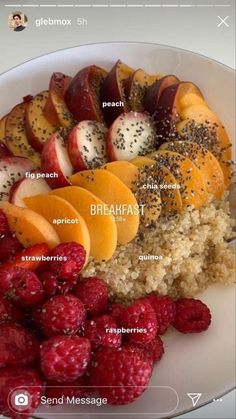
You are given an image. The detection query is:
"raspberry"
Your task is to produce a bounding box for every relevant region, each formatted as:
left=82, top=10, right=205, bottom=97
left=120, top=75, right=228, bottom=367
left=0, top=267, right=44, bottom=307
left=0, top=234, right=23, bottom=264
left=47, top=242, right=86, bottom=280
left=75, top=276, right=108, bottom=317
left=38, top=270, right=58, bottom=297
left=89, top=346, right=152, bottom=405
left=83, top=315, right=122, bottom=350
left=108, top=303, right=126, bottom=326
left=0, top=324, right=39, bottom=368
left=46, top=376, right=91, bottom=403
left=174, top=298, right=211, bottom=333
left=0, top=296, right=24, bottom=325
left=125, top=336, right=164, bottom=363
left=0, top=209, right=9, bottom=237
left=0, top=367, right=44, bottom=419
left=40, top=335, right=91, bottom=382
left=123, top=299, right=157, bottom=344
left=40, top=294, right=86, bottom=337
left=143, top=295, right=176, bottom=335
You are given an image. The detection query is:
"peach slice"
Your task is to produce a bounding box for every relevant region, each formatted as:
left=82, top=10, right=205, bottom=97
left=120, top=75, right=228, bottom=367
left=0, top=115, right=8, bottom=142
left=101, top=60, right=134, bottom=125
left=159, top=141, right=225, bottom=199
left=102, top=161, right=139, bottom=189
left=26, top=91, right=59, bottom=151
left=24, top=194, right=90, bottom=258
left=5, top=103, right=41, bottom=167
left=124, top=69, right=161, bottom=112
left=50, top=186, right=117, bottom=262
left=65, top=66, right=108, bottom=123
left=0, top=140, right=12, bottom=158
left=10, top=177, right=51, bottom=207
left=70, top=169, right=139, bottom=245
left=2, top=202, right=60, bottom=249
left=144, top=75, right=180, bottom=115
left=149, top=150, right=208, bottom=209
left=44, top=72, right=75, bottom=129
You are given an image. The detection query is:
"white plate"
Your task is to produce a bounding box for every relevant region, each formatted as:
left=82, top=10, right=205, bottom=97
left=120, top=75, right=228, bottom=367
left=0, top=43, right=235, bottom=419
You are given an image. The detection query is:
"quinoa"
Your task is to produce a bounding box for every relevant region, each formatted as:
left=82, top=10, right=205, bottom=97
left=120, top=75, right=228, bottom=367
left=83, top=197, right=235, bottom=302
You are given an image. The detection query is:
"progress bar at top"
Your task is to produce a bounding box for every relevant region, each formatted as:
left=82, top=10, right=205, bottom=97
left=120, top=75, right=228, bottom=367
left=4, top=3, right=233, bottom=7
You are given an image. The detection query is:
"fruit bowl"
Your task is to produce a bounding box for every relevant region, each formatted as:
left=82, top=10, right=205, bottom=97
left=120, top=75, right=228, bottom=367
left=0, top=42, right=235, bottom=419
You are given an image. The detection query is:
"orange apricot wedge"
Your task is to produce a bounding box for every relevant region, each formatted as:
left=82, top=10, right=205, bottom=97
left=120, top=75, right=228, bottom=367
left=102, top=161, right=138, bottom=189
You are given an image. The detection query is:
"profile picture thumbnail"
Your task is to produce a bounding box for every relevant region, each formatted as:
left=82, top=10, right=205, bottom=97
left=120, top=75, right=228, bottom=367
left=8, top=11, right=28, bottom=32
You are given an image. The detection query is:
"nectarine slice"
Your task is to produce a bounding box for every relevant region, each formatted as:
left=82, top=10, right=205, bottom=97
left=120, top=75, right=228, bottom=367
left=150, top=150, right=208, bottom=209
left=159, top=141, right=225, bottom=199
left=24, top=194, right=90, bottom=258
left=70, top=169, right=139, bottom=245
left=26, top=91, right=59, bottom=151
left=50, top=186, right=117, bottom=262
left=102, top=161, right=138, bottom=189
left=124, top=69, right=161, bottom=112
left=2, top=202, right=60, bottom=249
left=5, top=103, right=41, bottom=167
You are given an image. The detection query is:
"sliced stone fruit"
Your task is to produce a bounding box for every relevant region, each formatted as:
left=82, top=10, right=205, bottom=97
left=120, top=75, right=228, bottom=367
left=159, top=141, right=225, bottom=199
left=129, top=156, right=156, bottom=168
left=50, top=186, right=117, bottom=262
left=24, top=194, right=90, bottom=258
left=10, top=177, right=51, bottom=207
left=2, top=202, right=60, bottom=249
left=70, top=169, right=139, bottom=245
left=26, top=91, right=59, bottom=151
left=4, top=103, right=41, bottom=167
left=148, top=150, right=208, bottom=209
left=102, top=161, right=138, bottom=189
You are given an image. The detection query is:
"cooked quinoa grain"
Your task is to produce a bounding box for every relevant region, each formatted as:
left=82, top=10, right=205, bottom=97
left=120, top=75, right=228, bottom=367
left=83, top=198, right=235, bottom=302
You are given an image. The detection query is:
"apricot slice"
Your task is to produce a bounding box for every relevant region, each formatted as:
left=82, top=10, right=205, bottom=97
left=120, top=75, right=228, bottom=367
left=70, top=169, right=139, bottom=245
left=2, top=202, right=60, bottom=249
left=24, top=194, right=90, bottom=258
left=159, top=141, right=225, bottom=199
left=150, top=150, right=208, bottom=209
left=102, top=161, right=138, bottom=189
left=130, top=156, right=156, bottom=168
left=50, top=186, right=117, bottom=262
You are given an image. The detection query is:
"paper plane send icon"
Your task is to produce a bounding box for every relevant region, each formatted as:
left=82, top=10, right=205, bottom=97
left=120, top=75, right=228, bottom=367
left=187, top=393, right=202, bottom=407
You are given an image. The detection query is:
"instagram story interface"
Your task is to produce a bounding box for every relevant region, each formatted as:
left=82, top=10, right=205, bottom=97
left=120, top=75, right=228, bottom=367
left=0, top=1, right=235, bottom=419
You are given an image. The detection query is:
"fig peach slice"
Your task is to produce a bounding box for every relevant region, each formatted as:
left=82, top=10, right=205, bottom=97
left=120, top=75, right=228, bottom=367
left=41, top=132, right=73, bottom=189
left=26, top=91, right=59, bottom=151
left=65, top=65, right=108, bottom=123
left=149, top=150, right=208, bottom=209
left=144, top=75, right=180, bottom=115
left=2, top=202, right=60, bottom=249
left=70, top=169, right=139, bottom=245
left=159, top=141, right=225, bottom=199
left=124, top=69, right=161, bottom=112
left=101, top=60, right=134, bottom=125
left=44, top=72, right=75, bottom=129
left=102, top=161, right=139, bottom=189
left=50, top=186, right=117, bottom=262
left=10, top=177, right=51, bottom=207
left=0, top=140, right=12, bottom=158
left=0, top=114, right=8, bottom=142
left=24, top=194, right=90, bottom=259
left=4, top=103, right=41, bottom=167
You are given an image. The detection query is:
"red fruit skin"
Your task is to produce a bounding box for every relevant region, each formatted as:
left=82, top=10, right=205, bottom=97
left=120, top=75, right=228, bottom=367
left=123, top=299, right=157, bottom=344
left=174, top=298, right=211, bottom=333
left=83, top=315, right=122, bottom=350
left=0, top=140, right=12, bottom=158
left=0, top=296, right=24, bottom=325
left=45, top=376, right=92, bottom=403
left=40, top=294, right=86, bottom=337
left=89, top=346, right=152, bottom=405
left=0, top=209, right=10, bottom=237
left=0, top=234, right=23, bottom=264
left=108, top=303, right=126, bottom=327
left=75, top=276, right=108, bottom=317
left=0, top=266, right=44, bottom=307
left=38, top=270, right=58, bottom=297
left=0, top=367, right=44, bottom=419
left=0, top=243, right=49, bottom=271
left=47, top=242, right=86, bottom=280
left=40, top=335, right=91, bottom=382
left=125, top=335, right=164, bottom=364
left=142, top=295, right=176, bottom=335
left=0, top=324, right=39, bottom=368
